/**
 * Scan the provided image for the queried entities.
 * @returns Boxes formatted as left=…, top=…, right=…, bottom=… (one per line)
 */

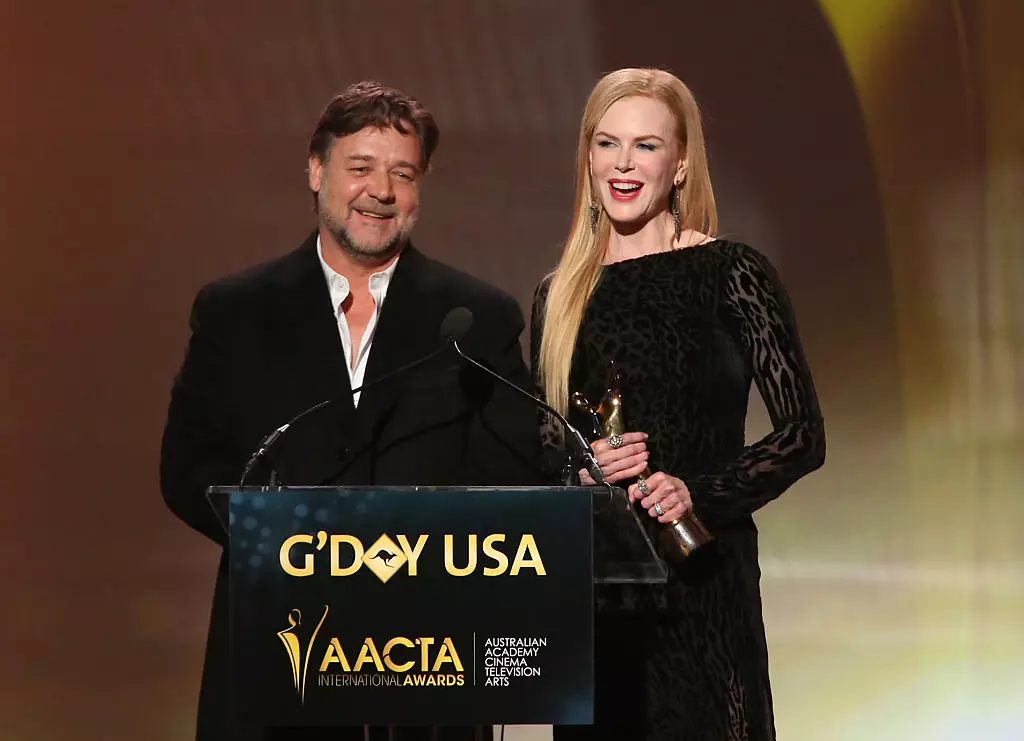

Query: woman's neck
left=604, top=214, right=711, bottom=264
left=604, top=212, right=676, bottom=263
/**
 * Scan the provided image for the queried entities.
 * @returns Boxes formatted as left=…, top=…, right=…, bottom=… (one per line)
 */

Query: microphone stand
left=238, top=346, right=446, bottom=488
left=447, top=338, right=608, bottom=490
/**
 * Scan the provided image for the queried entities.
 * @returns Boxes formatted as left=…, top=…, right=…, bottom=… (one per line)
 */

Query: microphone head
left=440, top=306, right=474, bottom=341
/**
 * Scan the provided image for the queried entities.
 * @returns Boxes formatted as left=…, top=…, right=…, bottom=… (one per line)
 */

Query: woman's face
left=589, top=96, right=685, bottom=229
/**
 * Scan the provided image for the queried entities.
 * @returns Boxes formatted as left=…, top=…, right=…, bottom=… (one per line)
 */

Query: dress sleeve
left=529, top=276, right=571, bottom=483
left=687, top=245, right=826, bottom=529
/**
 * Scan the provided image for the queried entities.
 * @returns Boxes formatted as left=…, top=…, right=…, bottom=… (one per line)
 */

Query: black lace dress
left=530, top=241, right=825, bottom=741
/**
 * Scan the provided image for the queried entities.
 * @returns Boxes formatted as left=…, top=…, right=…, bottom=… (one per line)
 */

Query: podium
left=208, top=485, right=665, bottom=732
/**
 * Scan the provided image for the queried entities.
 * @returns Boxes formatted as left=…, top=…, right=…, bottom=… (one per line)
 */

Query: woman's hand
left=628, top=472, right=693, bottom=523
left=578, top=432, right=648, bottom=485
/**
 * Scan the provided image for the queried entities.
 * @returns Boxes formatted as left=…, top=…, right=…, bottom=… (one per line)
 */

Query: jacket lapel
left=269, top=231, right=354, bottom=414
left=355, top=245, right=442, bottom=432
left=265, top=238, right=442, bottom=481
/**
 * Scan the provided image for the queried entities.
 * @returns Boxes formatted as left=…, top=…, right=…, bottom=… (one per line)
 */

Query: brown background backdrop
left=1, top=1, right=1020, bottom=740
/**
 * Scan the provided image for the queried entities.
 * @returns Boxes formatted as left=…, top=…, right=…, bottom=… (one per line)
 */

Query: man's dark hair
left=308, top=81, right=439, bottom=170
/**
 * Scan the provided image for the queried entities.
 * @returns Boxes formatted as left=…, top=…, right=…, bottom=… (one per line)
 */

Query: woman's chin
left=605, top=211, right=655, bottom=235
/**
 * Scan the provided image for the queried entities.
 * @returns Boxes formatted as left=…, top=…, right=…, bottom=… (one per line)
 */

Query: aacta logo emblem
left=277, top=605, right=466, bottom=700
left=277, top=605, right=330, bottom=704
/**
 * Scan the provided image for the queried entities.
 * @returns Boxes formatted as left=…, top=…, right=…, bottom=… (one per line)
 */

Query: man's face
left=308, top=125, right=423, bottom=262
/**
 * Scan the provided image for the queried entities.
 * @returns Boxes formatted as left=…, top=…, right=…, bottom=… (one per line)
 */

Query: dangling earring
left=670, top=185, right=681, bottom=242
left=589, top=202, right=600, bottom=234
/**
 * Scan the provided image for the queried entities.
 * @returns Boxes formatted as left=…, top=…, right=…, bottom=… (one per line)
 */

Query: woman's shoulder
left=531, top=271, right=555, bottom=305
left=666, top=231, right=765, bottom=264
left=704, top=238, right=779, bottom=277
left=706, top=240, right=794, bottom=317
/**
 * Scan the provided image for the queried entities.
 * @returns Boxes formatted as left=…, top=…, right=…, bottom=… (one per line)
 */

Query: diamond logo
left=361, top=534, right=407, bottom=583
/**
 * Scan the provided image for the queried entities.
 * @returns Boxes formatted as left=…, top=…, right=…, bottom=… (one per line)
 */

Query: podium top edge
left=207, top=485, right=616, bottom=495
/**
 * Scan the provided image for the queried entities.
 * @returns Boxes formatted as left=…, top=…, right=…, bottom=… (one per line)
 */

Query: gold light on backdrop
left=755, top=2, right=1024, bottom=738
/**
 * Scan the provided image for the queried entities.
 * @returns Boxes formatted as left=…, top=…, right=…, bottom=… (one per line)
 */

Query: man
left=160, top=81, right=541, bottom=741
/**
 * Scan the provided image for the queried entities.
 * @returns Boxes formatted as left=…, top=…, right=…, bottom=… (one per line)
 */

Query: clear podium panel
left=591, top=485, right=669, bottom=584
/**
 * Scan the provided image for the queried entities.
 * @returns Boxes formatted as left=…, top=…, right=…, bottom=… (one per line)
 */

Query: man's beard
left=320, top=199, right=415, bottom=264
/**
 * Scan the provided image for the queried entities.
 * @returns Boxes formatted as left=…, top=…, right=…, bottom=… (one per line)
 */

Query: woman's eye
left=596, top=140, right=615, bottom=148
left=637, top=142, right=657, bottom=152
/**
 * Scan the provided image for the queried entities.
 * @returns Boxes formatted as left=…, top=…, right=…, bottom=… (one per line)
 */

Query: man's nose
left=366, top=170, right=395, bottom=202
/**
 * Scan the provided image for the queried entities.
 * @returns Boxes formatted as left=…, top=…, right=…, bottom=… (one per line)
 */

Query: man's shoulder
left=409, top=247, right=518, bottom=313
left=196, top=234, right=316, bottom=304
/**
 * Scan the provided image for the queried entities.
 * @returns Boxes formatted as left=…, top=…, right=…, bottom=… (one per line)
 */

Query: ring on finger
left=636, top=478, right=650, bottom=495
left=653, top=501, right=664, bottom=516
left=607, top=434, right=624, bottom=449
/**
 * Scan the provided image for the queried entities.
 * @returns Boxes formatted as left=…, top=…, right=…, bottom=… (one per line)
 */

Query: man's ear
left=308, top=155, right=324, bottom=193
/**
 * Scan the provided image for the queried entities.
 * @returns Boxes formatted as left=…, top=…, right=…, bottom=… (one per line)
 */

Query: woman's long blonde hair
left=538, top=68, right=718, bottom=415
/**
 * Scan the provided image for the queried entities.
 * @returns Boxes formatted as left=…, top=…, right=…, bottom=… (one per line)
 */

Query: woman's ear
left=674, top=157, right=688, bottom=186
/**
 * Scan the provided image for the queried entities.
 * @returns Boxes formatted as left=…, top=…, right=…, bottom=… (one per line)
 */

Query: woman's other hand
left=578, top=432, right=648, bottom=485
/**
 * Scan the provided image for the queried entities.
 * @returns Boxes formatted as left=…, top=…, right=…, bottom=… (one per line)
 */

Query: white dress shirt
left=316, top=236, right=400, bottom=407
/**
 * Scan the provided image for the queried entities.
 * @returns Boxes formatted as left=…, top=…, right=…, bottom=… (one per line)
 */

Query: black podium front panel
left=224, top=486, right=593, bottom=728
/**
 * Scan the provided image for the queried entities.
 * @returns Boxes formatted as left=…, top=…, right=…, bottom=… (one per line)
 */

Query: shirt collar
left=316, top=234, right=401, bottom=317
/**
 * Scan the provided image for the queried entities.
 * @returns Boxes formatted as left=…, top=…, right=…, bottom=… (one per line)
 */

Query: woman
left=531, top=68, right=826, bottom=740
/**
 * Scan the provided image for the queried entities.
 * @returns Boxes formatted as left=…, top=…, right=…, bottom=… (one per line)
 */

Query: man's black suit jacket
left=160, top=232, right=542, bottom=740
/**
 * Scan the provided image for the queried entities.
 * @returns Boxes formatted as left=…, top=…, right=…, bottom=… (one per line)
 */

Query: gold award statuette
left=571, top=362, right=714, bottom=560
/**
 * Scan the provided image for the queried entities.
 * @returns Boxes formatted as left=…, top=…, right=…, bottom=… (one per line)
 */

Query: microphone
left=442, top=307, right=607, bottom=487
left=238, top=307, right=473, bottom=487
left=440, top=306, right=473, bottom=341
